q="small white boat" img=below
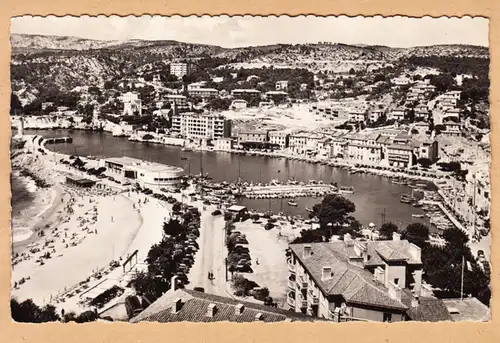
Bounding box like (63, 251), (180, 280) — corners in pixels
(305, 207), (314, 213)
(339, 186), (355, 194)
(288, 200), (298, 207)
(412, 214), (425, 218)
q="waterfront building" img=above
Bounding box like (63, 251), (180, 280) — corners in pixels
(465, 171), (490, 216)
(166, 94), (188, 108)
(268, 130), (290, 150)
(170, 62), (192, 79)
(289, 132), (324, 155)
(188, 88), (219, 100)
(213, 137), (234, 151)
(120, 92), (142, 116)
(171, 112), (232, 140)
(388, 107), (408, 122)
(130, 288), (322, 323)
(344, 132), (383, 163)
(287, 233), (424, 322)
(329, 137), (346, 158)
(416, 140), (439, 162)
(100, 156), (185, 188)
(385, 144), (416, 169)
(237, 130), (269, 145)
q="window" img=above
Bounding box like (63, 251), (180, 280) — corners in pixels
(383, 313), (392, 323)
(394, 278), (399, 286)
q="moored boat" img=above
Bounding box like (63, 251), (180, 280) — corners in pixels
(305, 207), (314, 213)
(288, 200), (298, 207)
(339, 186), (355, 194)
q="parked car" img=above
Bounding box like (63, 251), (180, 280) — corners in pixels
(211, 210), (222, 216)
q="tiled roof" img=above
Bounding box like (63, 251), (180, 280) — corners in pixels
(289, 241), (416, 311)
(442, 298), (490, 322)
(131, 289), (324, 323)
(407, 297), (453, 322)
(364, 241), (421, 266)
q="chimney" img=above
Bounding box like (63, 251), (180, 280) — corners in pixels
(171, 275), (178, 291)
(171, 298), (183, 314)
(235, 304), (245, 315)
(411, 295), (420, 308)
(207, 303), (217, 317)
(321, 266), (333, 281)
(344, 233), (353, 246)
(303, 245), (312, 258)
(392, 232), (401, 241)
(255, 313), (264, 321)
(388, 281), (402, 302)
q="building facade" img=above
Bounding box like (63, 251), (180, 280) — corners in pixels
(171, 113), (232, 140)
(170, 62), (191, 79)
(287, 234), (423, 322)
(100, 156), (185, 188)
(237, 130), (269, 145)
(268, 131), (290, 150)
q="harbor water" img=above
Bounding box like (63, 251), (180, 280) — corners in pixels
(22, 129), (430, 229)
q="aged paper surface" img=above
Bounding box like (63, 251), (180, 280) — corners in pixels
(1, 1), (499, 343)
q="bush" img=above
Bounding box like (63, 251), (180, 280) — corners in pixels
(224, 212), (233, 221)
(253, 287), (270, 301)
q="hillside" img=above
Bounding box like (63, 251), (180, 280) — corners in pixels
(10, 34), (489, 106)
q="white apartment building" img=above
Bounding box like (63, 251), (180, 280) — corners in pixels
(120, 92), (142, 116)
(170, 62), (191, 79)
(344, 133), (383, 163)
(348, 109), (368, 122)
(171, 113), (232, 140)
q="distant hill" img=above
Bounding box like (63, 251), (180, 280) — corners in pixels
(9, 33), (489, 105)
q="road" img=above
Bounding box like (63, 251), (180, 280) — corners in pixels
(187, 207), (229, 296)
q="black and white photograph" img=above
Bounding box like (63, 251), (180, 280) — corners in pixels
(9, 15), (491, 323)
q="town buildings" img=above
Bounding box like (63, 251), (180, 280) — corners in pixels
(171, 112), (232, 140)
(268, 130), (290, 149)
(275, 80), (289, 91)
(165, 94), (188, 108)
(170, 62), (192, 79)
(188, 88), (219, 100)
(287, 233), (426, 322)
(237, 130), (269, 145)
(388, 107), (408, 122)
(213, 137), (234, 151)
(120, 92), (142, 116)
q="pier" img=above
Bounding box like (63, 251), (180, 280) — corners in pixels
(421, 200), (468, 235)
(240, 184), (337, 199)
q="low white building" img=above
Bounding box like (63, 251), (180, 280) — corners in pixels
(214, 138), (234, 151)
(268, 130), (290, 150)
(101, 156), (184, 188)
(231, 99), (248, 110)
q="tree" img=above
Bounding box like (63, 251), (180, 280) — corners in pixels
(402, 223), (429, 247)
(314, 195), (355, 229)
(11, 298), (61, 323)
(10, 93), (23, 115)
(417, 157), (433, 169)
(142, 134), (154, 140)
(379, 222), (398, 240)
(349, 68), (355, 75)
(411, 128), (419, 135)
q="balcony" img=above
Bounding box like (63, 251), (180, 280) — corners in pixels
(288, 275), (296, 290)
(287, 291), (296, 308)
(299, 294), (307, 308)
(296, 275), (308, 290)
(287, 259), (296, 274)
